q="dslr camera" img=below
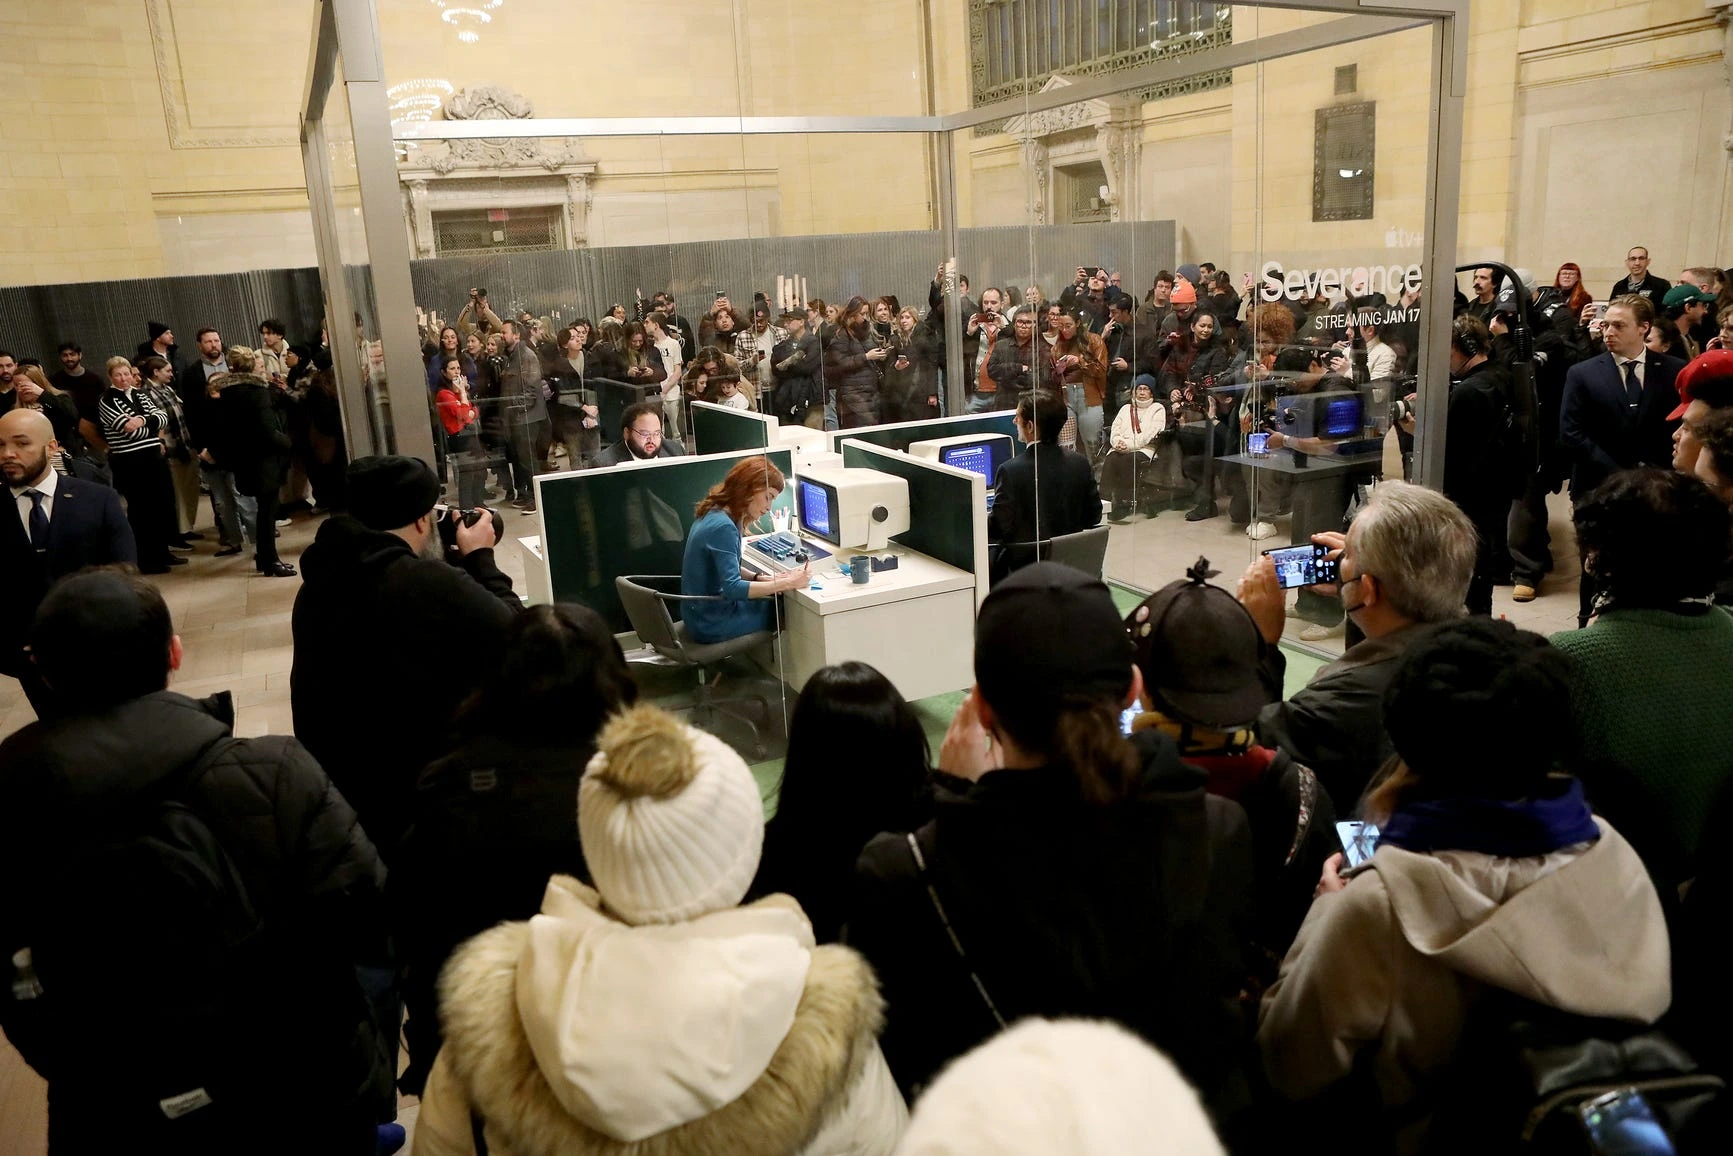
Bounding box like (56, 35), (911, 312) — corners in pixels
(434, 505), (506, 560)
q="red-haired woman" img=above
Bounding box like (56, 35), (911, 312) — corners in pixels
(680, 456), (810, 643)
(1544, 262), (1592, 319)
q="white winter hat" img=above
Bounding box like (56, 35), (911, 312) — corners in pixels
(896, 1019), (1225, 1156)
(578, 704), (765, 926)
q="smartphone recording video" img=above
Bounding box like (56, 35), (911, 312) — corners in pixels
(1263, 543), (1340, 590)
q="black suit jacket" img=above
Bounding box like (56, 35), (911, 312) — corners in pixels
(989, 442), (1102, 582)
(0, 476), (137, 673)
(1559, 350), (1683, 496)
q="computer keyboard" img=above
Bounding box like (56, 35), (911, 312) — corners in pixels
(745, 531), (832, 572)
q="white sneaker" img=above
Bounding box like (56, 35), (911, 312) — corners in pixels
(1298, 621), (1345, 642)
(275, 517), (293, 528)
(1246, 521), (1278, 541)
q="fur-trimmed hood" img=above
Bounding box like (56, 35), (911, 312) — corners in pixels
(418, 875), (905, 1156)
(206, 370), (266, 393)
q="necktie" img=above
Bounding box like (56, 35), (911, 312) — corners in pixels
(26, 490), (47, 551)
(1623, 359), (1641, 409)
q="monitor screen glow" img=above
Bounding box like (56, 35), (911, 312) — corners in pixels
(939, 441), (996, 486)
(798, 479), (835, 541)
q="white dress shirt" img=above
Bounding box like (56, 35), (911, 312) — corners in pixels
(11, 467), (58, 539)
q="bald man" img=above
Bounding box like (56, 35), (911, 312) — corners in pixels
(1, 409), (135, 715)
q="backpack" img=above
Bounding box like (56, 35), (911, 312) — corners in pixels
(1417, 991), (1727, 1154)
(7, 739), (271, 1134)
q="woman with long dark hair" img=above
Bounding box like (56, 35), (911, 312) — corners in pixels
(391, 603), (640, 1096)
(425, 325), (465, 392)
(751, 662), (930, 942)
(825, 296), (885, 428)
(849, 564), (1256, 1128)
(680, 455), (809, 643)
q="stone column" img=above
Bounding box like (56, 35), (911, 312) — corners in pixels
(565, 173), (593, 248)
(1020, 137), (1050, 226)
(406, 180), (434, 259)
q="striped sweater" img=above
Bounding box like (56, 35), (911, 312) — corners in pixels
(98, 386), (165, 456)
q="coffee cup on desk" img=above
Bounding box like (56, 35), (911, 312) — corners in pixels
(850, 556), (872, 584)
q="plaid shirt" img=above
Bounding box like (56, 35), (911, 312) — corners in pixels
(732, 325), (788, 365)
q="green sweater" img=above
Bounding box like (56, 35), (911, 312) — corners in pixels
(1551, 608), (1733, 875)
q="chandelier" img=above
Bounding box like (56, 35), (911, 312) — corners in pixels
(430, 0), (503, 44)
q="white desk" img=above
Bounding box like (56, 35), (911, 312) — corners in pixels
(518, 536), (552, 606)
(745, 533), (975, 701)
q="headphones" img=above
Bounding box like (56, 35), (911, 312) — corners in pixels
(1451, 315), (1484, 358)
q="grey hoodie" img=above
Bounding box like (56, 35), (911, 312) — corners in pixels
(1257, 816), (1669, 1135)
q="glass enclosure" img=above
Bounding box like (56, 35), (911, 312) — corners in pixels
(303, 0), (1464, 759)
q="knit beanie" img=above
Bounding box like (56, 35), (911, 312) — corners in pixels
(347, 455), (440, 531)
(578, 704), (765, 926)
(1170, 278), (1198, 306)
(897, 1019), (1225, 1156)
(148, 321), (171, 341)
(1175, 264), (1204, 288)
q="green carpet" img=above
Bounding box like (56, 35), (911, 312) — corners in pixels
(747, 581), (1329, 819)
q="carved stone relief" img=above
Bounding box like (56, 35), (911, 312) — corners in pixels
(397, 86), (598, 255)
(1004, 76), (1143, 225)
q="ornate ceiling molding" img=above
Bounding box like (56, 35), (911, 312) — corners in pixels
(144, 0), (299, 149)
(399, 86), (596, 176)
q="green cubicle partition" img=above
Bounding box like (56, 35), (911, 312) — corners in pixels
(596, 378), (663, 443)
(828, 412), (1019, 456)
(539, 448), (797, 633)
(690, 401), (776, 455)
(840, 439), (989, 604)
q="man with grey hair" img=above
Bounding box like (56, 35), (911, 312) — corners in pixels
(1234, 481), (1478, 811)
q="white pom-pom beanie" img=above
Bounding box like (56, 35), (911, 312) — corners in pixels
(578, 703), (765, 926)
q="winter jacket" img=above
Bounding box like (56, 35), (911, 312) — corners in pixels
(1550, 607), (1733, 884)
(849, 731), (1257, 1125)
(0, 690), (391, 1154)
(1052, 332), (1108, 407)
(1258, 815), (1669, 1153)
(771, 332), (824, 425)
(983, 335), (1054, 405)
(291, 516), (521, 861)
(1257, 624), (1433, 814)
(206, 372), (292, 497)
(414, 875), (907, 1156)
(1108, 397), (1166, 454)
(393, 733), (598, 1093)
(825, 325), (881, 429)
(502, 338), (549, 426)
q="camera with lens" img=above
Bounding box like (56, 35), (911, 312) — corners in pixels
(435, 505), (506, 559)
(1390, 397), (1415, 425)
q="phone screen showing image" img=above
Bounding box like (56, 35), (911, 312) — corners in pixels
(1120, 701), (1144, 736)
(1337, 821), (1381, 870)
(1263, 543), (1341, 590)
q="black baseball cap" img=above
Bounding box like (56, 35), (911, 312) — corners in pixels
(975, 564), (1133, 722)
(1125, 557), (1274, 728)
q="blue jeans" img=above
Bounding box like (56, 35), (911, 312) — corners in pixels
(1065, 384), (1104, 454)
(201, 462), (250, 548)
(965, 392), (998, 415)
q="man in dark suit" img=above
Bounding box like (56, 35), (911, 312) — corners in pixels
(1609, 246), (1671, 305)
(989, 389), (1102, 584)
(0, 409), (136, 714)
(1560, 293), (1684, 626)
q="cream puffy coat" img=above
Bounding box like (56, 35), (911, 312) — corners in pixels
(1257, 817), (1670, 1145)
(412, 875), (906, 1156)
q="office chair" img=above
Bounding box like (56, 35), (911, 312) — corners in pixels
(1042, 525), (1111, 579)
(615, 575), (778, 759)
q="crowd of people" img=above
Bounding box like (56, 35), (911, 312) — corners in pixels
(0, 319), (350, 582)
(2, 245), (1732, 1154)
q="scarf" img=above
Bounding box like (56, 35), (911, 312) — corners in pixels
(1378, 778), (1600, 858)
(1129, 398), (1156, 434)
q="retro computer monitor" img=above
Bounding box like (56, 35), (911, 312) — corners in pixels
(795, 466), (911, 552)
(908, 433), (1013, 488)
(1274, 390), (1364, 439)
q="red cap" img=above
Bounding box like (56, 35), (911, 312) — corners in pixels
(1668, 349), (1733, 421)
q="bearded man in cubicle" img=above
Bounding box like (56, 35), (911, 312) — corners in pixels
(591, 402), (686, 468)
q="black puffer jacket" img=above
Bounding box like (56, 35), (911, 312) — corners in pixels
(849, 730), (1256, 1128)
(0, 690), (390, 1153)
(824, 323), (880, 428)
(291, 516), (521, 862)
(391, 732), (596, 1093)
